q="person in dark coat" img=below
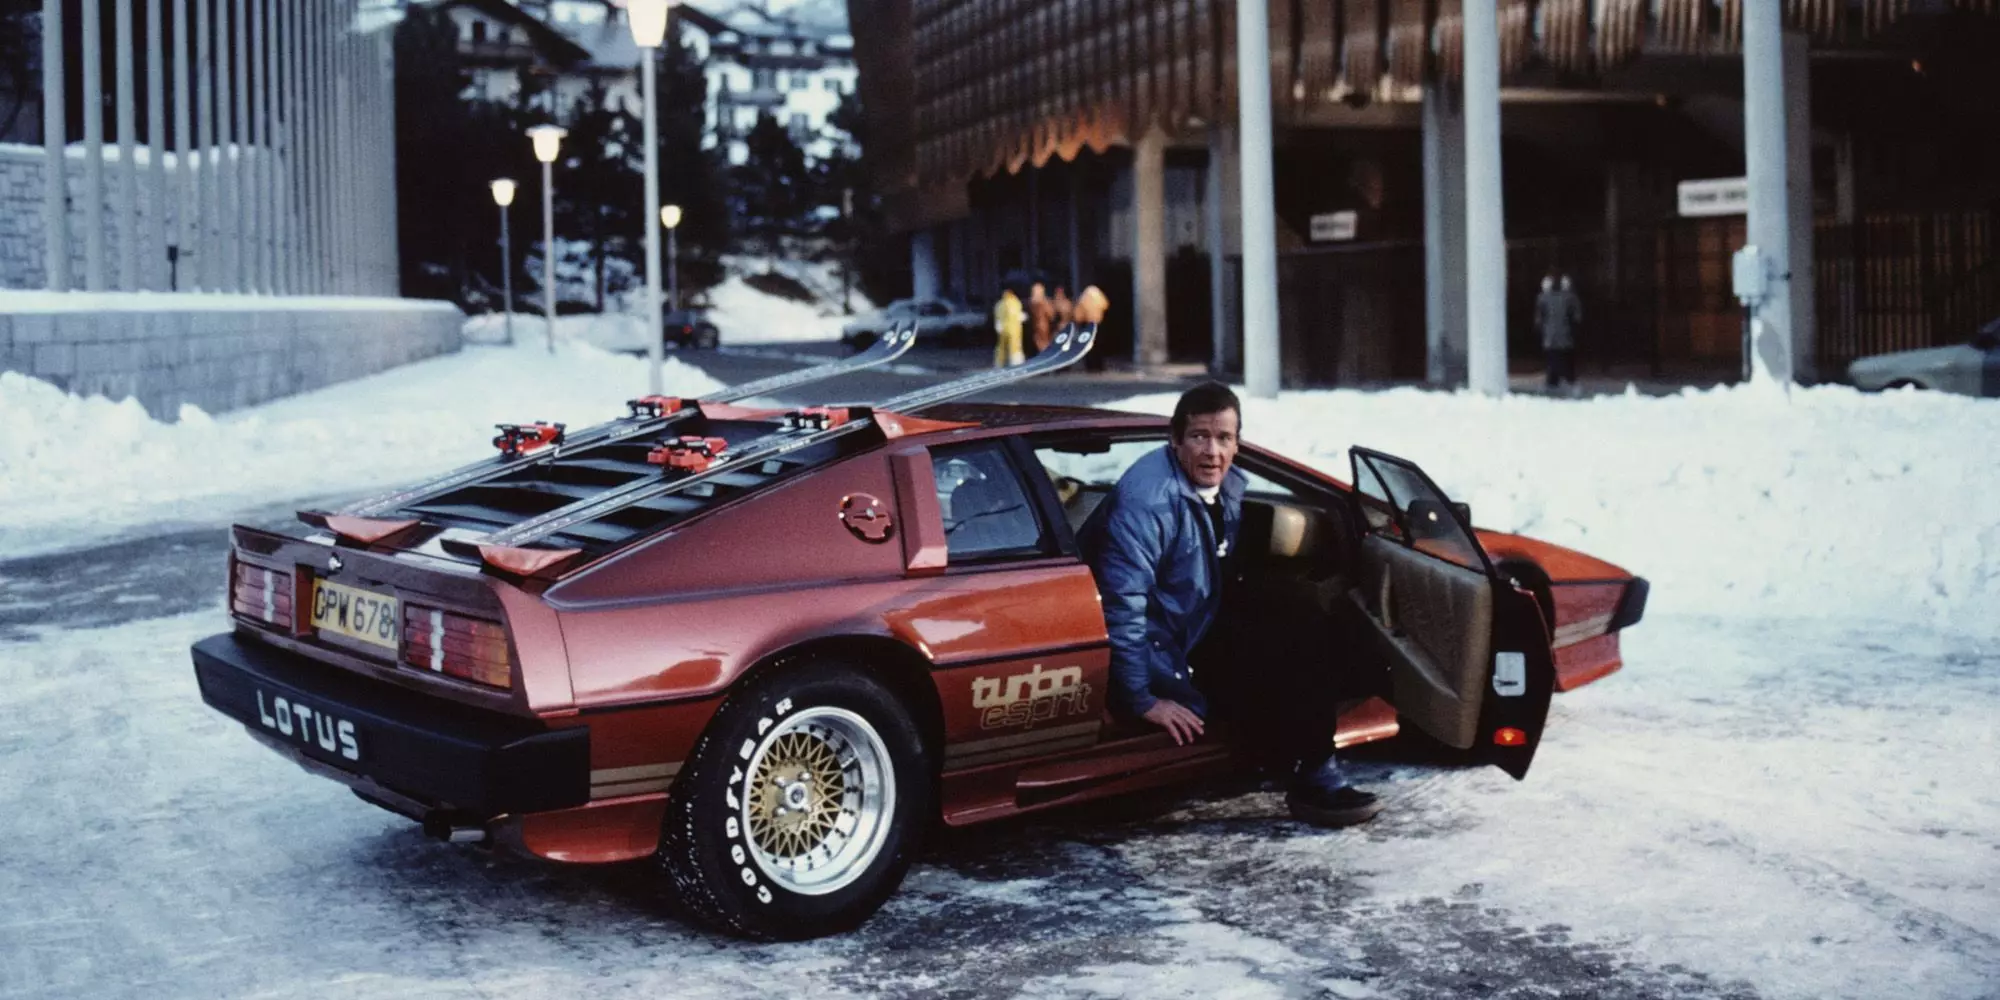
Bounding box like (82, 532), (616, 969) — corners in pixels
(1535, 271), (1583, 392)
(1077, 383), (1382, 828)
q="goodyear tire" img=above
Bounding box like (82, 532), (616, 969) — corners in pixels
(657, 658), (932, 940)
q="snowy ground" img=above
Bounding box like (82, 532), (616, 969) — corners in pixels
(1, 344), (1997, 998)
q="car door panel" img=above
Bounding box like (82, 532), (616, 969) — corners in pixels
(1348, 447), (1556, 778)
(1350, 535), (1492, 749)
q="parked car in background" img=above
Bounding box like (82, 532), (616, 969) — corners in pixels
(841, 298), (987, 350)
(1848, 316), (2000, 397)
(663, 308), (721, 350)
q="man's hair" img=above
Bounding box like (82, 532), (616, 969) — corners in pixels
(1171, 382), (1241, 439)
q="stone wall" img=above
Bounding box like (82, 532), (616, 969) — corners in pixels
(0, 300), (464, 419)
(0, 143), (192, 292)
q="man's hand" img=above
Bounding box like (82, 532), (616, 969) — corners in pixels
(1141, 700), (1205, 746)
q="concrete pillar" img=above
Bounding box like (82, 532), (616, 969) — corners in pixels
(232, 0), (251, 291)
(1742, 9), (1813, 384)
(1132, 128), (1169, 367)
(252, 0), (271, 293)
(146, 0), (167, 291)
(82, 0), (108, 291)
(1422, 84), (1468, 387)
(195, 0), (213, 289)
(1206, 124), (1240, 376)
(911, 228), (940, 299)
(1237, 0), (1281, 398)
(1463, 0), (1508, 396)
(247, 0), (266, 293)
(117, 0), (138, 290)
(173, 0), (193, 290)
(40, 0), (70, 292)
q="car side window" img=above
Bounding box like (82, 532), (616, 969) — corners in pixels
(932, 442), (1050, 562)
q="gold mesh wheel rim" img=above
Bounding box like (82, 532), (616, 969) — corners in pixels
(738, 706), (894, 896)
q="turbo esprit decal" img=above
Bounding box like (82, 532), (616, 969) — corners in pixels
(971, 663), (1092, 730)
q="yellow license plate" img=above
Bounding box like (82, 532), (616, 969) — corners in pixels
(310, 579), (401, 651)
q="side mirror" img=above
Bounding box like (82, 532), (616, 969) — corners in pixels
(1452, 501), (1472, 526)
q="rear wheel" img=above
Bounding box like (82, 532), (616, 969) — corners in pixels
(657, 658), (931, 940)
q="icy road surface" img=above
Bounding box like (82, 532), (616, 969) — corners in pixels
(0, 594), (1993, 999)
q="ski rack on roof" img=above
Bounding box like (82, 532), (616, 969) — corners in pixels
(337, 324), (918, 518)
(466, 323), (1097, 553)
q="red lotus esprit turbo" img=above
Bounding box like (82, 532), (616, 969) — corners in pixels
(191, 326), (1646, 940)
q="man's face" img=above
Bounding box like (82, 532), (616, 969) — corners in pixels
(1173, 409), (1240, 489)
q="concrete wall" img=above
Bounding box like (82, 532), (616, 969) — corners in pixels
(0, 300), (463, 419)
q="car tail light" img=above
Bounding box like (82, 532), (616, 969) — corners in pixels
(231, 561), (294, 629)
(1493, 727), (1527, 747)
(401, 606), (512, 689)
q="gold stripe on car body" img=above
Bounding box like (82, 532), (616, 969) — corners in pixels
(944, 720), (1102, 762)
(946, 734), (1103, 771)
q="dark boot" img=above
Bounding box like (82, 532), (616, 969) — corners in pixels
(1285, 756), (1382, 828)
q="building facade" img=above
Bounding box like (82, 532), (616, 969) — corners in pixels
(682, 2), (858, 166)
(849, 0), (2000, 386)
(4, 0), (461, 420)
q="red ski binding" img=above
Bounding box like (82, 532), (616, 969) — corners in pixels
(493, 422), (566, 459)
(626, 396), (686, 419)
(646, 436), (729, 473)
(785, 407), (852, 431)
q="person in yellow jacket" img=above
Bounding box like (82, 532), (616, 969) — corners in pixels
(992, 288), (1026, 367)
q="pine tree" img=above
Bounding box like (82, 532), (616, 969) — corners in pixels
(734, 112), (810, 255)
(655, 20), (727, 270)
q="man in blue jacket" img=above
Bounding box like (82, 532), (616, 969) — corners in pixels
(1079, 383), (1380, 828)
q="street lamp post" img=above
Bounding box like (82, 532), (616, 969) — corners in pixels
(527, 124), (566, 355)
(841, 186), (853, 315)
(661, 204), (682, 314)
(490, 178), (518, 347)
(629, 0), (671, 394)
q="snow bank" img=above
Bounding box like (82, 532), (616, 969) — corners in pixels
(1106, 383), (2000, 636)
(0, 336), (725, 558)
(460, 267), (864, 353)
(705, 274), (855, 344)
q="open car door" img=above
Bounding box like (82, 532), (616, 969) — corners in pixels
(1346, 448), (1557, 779)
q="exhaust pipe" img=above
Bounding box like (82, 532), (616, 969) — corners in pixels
(422, 813), (489, 845)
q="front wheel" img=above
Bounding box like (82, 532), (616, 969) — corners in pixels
(657, 659), (932, 940)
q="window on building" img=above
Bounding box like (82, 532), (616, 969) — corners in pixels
(754, 67), (774, 90)
(470, 20), (487, 44)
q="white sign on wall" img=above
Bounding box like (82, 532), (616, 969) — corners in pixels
(1309, 210), (1358, 242)
(1677, 177), (1750, 218)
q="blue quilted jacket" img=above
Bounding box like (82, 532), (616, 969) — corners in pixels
(1078, 446), (1245, 719)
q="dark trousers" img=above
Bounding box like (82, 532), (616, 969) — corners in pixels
(1544, 348), (1576, 387)
(1191, 580), (1349, 771)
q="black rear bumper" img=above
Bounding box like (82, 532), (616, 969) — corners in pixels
(191, 631), (588, 816)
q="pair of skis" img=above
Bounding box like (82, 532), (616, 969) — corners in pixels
(475, 323), (1099, 550)
(340, 324), (919, 518)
